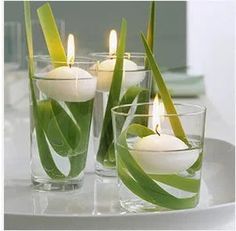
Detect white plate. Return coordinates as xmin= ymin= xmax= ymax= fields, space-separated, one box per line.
xmin=4 ymin=138 xmax=235 ymax=230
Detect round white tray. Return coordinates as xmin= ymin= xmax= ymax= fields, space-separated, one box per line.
xmin=5 ymin=138 xmax=235 ymax=230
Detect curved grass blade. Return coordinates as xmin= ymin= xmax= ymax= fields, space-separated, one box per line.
xmin=66 ymin=100 xmax=94 ymax=177
xmin=118 ymin=158 xmax=163 ymax=206
xmin=148 ymin=174 xmax=200 ymax=193
xmin=117 ymin=157 xmax=198 ymax=209
xmin=96 ymin=19 xmax=127 ymax=165
xmin=35 ymin=126 xmax=65 ymax=179
xmin=141 ymin=34 xmax=188 ymax=144
xmin=188 ymin=153 xmax=203 ymax=173
xmin=66 ymin=100 xmax=94 ymax=155
xmin=38 ymin=99 xmax=81 ymax=157
xmin=117 ymin=145 xmax=198 ymax=209
xmin=68 ymin=154 xmax=87 ymax=178
xmin=24 ymin=1 xmax=64 ymax=179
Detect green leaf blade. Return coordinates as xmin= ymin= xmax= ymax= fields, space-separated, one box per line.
xmin=145 ymin=1 xmax=156 ymax=69
xmin=37 ymin=3 xmax=66 ymax=67
xmin=149 ymin=174 xmax=200 ymax=193
xmin=38 ymin=99 xmax=82 ymax=157
xmin=96 ymin=19 xmax=127 ymax=165
xmin=66 ymin=100 xmax=94 ymax=155
xmin=35 ymin=125 xmax=65 ymax=179
xmin=24 ymin=1 xmax=65 ymax=179
xmin=141 ymin=33 xmax=188 ymax=144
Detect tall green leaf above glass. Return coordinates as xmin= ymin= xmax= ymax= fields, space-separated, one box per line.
xmin=24 ymin=2 xmax=97 ymax=190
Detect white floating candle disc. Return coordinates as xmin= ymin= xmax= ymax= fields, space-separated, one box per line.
xmin=37 ymin=66 xmax=97 ymax=102
xmin=95 ymin=59 xmax=145 ymax=92
xmin=131 ymin=134 xmax=199 ymax=174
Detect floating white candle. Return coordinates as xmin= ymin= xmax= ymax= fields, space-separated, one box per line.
xmin=95 ymin=30 xmax=144 ymax=92
xmin=132 ymin=134 xmax=199 ymax=174
xmin=37 ymin=34 xmax=97 ymax=102
xmin=131 ymin=96 xmax=199 ymax=174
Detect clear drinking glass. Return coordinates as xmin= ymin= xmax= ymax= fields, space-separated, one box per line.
xmin=90 ymin=52 xmax=151 ymax=177
xmin=30 ymin=55 xmax=97 ymax=191
xmin=112 ymin=102 xmax=206 ymax=212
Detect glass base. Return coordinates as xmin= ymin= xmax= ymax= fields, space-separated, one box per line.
xmin=32 ymin=177 xmax=83 ymax=191
xmin=120 ymin=199 xmax=169 ymax=213
xmin=95 ymin=161 xmax=117 ymax=177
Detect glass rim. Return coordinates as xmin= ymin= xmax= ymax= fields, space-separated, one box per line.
xmin=31 ymin=55 xmax=98 ymax=80
xmin=91 ymin=65 xmax=150 ymax=73
xmin=89 ymin=52 xmax=150 ymax=72
xmin=89 ymin=52 xmax=146 ymax=59
xmin=111 ymin=102 xmax=207 ymax=117
xmin=33 ymin=75 xmax=97 ymax=81
xmin=32 ymin=55 xmax=97 ymax=65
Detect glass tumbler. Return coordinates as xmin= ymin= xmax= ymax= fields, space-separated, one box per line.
xmin=112 ymin=102 xmax=206 ymax=212
xmin=30 ymin=55 xmax=97 ymax=191
xmin=90 ymin=52 xmax=151 ymax=177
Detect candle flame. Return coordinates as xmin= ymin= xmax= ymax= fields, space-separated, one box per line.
xmin=109 ymin=29 xmax=117 ymax=56
xmin=67 ymin=34 xmax=75 ymax=66
xmin=152 ymin=94 xmax=165 ymax=132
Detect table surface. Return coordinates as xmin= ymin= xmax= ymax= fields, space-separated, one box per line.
xmin=4 ymin=94 xmax=235 ymax=230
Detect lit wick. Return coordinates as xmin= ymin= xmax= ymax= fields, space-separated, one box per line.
xmin=155 ymin=124 xmax=160 ymax=136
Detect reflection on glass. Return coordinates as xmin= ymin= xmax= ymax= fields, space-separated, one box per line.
xmin=31 ymin=174 xmax=124 ymax=215
xmin=93 ymin=176 xmax=121 ymax=214
xmin=32 ymin=175 xmax=95 ymax=215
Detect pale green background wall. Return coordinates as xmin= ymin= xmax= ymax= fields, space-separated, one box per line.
xmin=4 ymin=1 xmax=186 ymax=68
